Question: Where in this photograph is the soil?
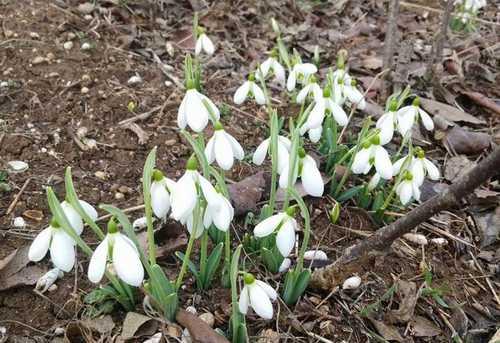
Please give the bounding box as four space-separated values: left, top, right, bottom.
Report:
1 0 499 342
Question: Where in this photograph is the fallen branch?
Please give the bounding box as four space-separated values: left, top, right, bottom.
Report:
382 0 400 76
311 146 500 289
426 0 454 76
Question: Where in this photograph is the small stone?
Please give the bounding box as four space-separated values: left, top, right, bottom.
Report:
127 75 143 86
185 306 197 314
46 52 55 60
94 171 107 180
164 80 173 87
67 32 76 40
7 160 29 173
84 14 93 21
0 81 8 88
54 327 65 336
29 32 40 39
431 238 448 246
403 233 428 246
304 250 328 261
63 41 73 50
132 217 149 231
115 192 124 200
77 2 95 14
166 42 174 57
48 72 59 78
118 185 132 194
198 312 215 328
32 56 45 65
4 30 14 38
81 42 91 51
342 275 362 290
48 284 58 292
12 217 26 228
165 139 176 146
81 86 89 94
81 74 91 81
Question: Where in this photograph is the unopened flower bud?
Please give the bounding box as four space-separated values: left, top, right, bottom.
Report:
271 18 280 34
127 101 136 112
329 201 340 224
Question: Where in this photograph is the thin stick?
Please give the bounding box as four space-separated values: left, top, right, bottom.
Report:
382 0 400 74
427 0 454 75
118 105 163 126
469 252 500 306
95 204 145 222
6 177 32 215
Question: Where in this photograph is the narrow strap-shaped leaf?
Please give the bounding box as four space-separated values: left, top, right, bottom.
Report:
203 242 223 288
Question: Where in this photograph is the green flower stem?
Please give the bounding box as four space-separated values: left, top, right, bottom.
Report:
287 188 311 272
257 65 272 114
143 148 157 265
176 200 201 290
268 110 279 214
230 245 243 342
200 229 209 282
282 128 300 210
201 99 218 125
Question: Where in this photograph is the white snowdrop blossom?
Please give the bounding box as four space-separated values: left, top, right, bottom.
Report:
396 171 421 205
287 63 318 92
195 33 215 56
88 220 144 287
233 75 266 105
151 170 175 219
279 149 324 197
36 268 63 293
252 135 291 174
351 135 393 180
278 258 292 272
61 199 97 235
254 210 297 257
205 122 244 170
393 149 440 185
454 0 486 12
342 80 366 110
203 192 234 233
299 87 348 138
257 56 286 87
238 273 277 320
304 250 328 261
396 97 434 134
28 219 76 272
178 88 220 133
376 109 398 144
296 81 322 104
307 126 323 143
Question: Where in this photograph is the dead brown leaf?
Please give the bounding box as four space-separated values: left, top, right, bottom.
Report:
443 126 491 155
362 55 383 70
228 171 269 216
410 316 441 337
80 315 115 335
462 91 500 116
0 245 46 291
444 155 476 182
120 312 158 340
387 280 417 324
368 318 404 342
176 309 229 343
420 98 486 125
472 207 500 248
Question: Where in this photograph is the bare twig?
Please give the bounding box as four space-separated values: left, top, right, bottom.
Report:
118 105 163 126
311 146 500 289
6 177 32 215
382 0 400 76
426 0 454 76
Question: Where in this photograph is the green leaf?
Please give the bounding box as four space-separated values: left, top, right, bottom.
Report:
371 191 385 211
236 322 248 343
337 186 363 203
289 269 311 304
148 264 177 320
260 247 279 273
142 147 157 264
175 252 200 279
203 243 223 289
208 225 225 244
281 269 298 304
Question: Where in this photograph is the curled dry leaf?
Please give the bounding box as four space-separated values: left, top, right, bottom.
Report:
387 280 418 324
410 316 441 337
120 312 158 340
443 126 491 155
444 155 476 182
462 91 500 116
368 318 404 342
472 207 500 248
419 97 485 125
0 245 45 291
176 309 229 343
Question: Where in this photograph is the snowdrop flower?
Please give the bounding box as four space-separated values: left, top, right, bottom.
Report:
151 170 175 219
393 149 440 185
178 85 220 132
343 80 366 110
88 219 144 287
234 74 266 105
279 149 324 197
194 30 215 56
396 171 421 205
203 192 234 232
455 0 486 12
61 199 97 235
252 135 291 174
304 249 328 261
36 268 63 293
254 209 297 257
239 273 277 320
28 219 76 272
367 173 381 191
396 97 434 135
296 79 322 104
287 62 317 92
351 135 393 180
376 103 398 145
279 258 292 272
299 87 348 138
307 126 323 143
257 53 286 87
205 122 244 170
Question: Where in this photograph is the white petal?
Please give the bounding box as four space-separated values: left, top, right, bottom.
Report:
396 106 416 136
200 94 220 122
345 86 365 109
225 131 244 160
254 213 285 237
88 237 109 283
418 108 434 131
278 258 292 272
28 227 52 262
295 63 317 75
61 201 83 235
177 94 188 129
412 181 421 202
276 218 296 257
251 83 266 105
151 180 170 218
195 36 203 55
311 84 323 103
201 34 214 55
112 234 144 287
326 100 348 126
398 181 413 205
259 58 272 78
249 284 274 320
79 200 98 221
50 230 75 272
203 205 213 229
170 174 197 221
304 250 328 261
376 112 395 145
374 146 393 180
214 131 234 170
212 196 232 231
286 71 296 92
296 84 312 104
301 156 324 197
238 286 249 314
423 158 440 180
272 61 286 86
253 138 270 166
367 173 381 191
305 100 326 129
255 280 277 301
411 160 425 186
308 126 322 143
392 155 410 176
204 136 216 164
234 81 250 104
185 90 209 132
277 144 290 174
197 175 220 208
351 148 371 175
278 136 292 150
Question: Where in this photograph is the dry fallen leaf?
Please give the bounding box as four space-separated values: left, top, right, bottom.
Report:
472 207 500 248
228 172 269 215
443 126 491 155
410 316 441 337
120 312 158 340
80 315 115 335
176 309 229 343
362 55 383 70
368 318 404 342
444 155 476 182
387 280 418 324
420 98 486 125
0 245 45 291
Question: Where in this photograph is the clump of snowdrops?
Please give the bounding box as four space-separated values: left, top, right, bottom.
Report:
28 15 440 342
451 0 487 31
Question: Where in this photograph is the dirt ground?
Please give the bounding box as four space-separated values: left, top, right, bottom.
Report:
1 0 499 342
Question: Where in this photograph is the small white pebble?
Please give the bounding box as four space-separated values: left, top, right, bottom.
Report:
32 56 45 65
403 233 428 246
185 306 197 314
41 147 47 153
342 276 362 290
7 160 29 173
67 32 76 40
0 81 8 88
81 86 89 94
127 75 143 86
115 192 124 200
48 284 58 292
12 217 26 228
54 327 65 336
304 250 328 261
431 238 448 246
63 41 73 50
132 216 149 230
164 80 173 87
81 42 91 50
29 32 40 39
94 171 107 180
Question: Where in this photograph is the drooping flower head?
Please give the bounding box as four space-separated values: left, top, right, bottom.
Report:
253 207 297 257
287 62 317 92
238 273 277 320
178 80 220 132
256 50 286 87
205 121 244 170
151 169 175 219
351 134 393 180
194 27 215 56
396 97 434 135
60 199 98 236
28 218 76 272
234 73 266 105
392 148 440 185
253 135 291 174
88 218 144 287
279 148 324 197
396 170 421 205
296 76 322 104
